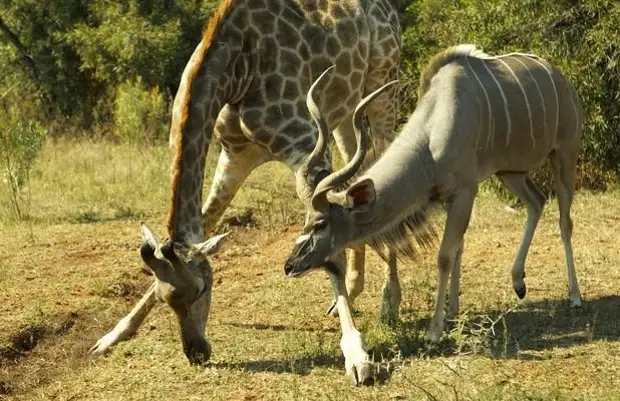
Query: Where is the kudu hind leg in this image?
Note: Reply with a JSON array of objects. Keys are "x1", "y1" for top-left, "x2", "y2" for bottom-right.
[
  {"x1": 90, "y1": 281, "x2": 158, "y2": 356},
  {"x1": 427, "y1": 187, "x2": 475, "y2": 343},
  {"x1": 497, "y1": 173, "x2": 546, "y2": 299},
  {"x1": 550, "y1": 150, "x2": 582, "y2": 307}
]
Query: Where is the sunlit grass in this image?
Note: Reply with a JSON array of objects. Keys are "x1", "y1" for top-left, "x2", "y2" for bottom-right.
[
  {"x1": 0, "y1": 139, "x2": 304, "y2": 230},
  {"x1": 1, "y1": 139, "x2": 620, "y2": 400}
]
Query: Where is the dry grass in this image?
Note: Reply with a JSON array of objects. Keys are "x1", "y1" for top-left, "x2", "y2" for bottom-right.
[{"x1": 1, "y1": 140, "x2": 620, "y2": 400}]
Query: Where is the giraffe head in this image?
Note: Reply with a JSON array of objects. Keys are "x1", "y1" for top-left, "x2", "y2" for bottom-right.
[{"x1": 139, "y1": 222, "x2": 229, "y2": 364}]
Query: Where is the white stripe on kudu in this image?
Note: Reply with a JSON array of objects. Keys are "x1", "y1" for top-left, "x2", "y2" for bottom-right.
[
  {"x1": 480, "y1": 52, "x2": 540, "y2": 60},
  {"x1": 568, "y1": 85, "x2": 580, "y2": 138},
  {"x1": 465, "y1": 57, "x2": 493, "y2": 149},
  {"x1": 497, "y1": 58, "x2": 535, "y2": 146},
  {"x1": 528, "y1": 57, "x2": 560, "y2": 135},
  {"x1": 510, "y1": 56, "x2": 547, "y2": 138},
  {"x1": 480, "y1": 60, "x2": 512, "y2": 145}
]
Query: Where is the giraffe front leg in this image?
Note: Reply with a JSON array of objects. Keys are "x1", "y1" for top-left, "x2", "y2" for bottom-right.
[
  {"x1": 203, "y1": 105, "x2": 270, "y2": 233},
  {"x1": 202, "y1": 145, "x2": 269, "y2": 233},
  {"x1": 90, "y1": 281, "x2": 157, "y2": 356}
]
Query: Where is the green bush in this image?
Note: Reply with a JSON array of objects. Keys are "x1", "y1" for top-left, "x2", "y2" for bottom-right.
[
  {"x1": 1, "y1": 0, "x2": 619, "y2": 190},
  {"x1": 0, "y1": 107, "x2": 46, "y2": 221},
  {"x1": 114, "y1": 78, "x2": 169, "y2": 144},
  {"x1": 398, "y1": 0, "x2": 620, "y2": 190}
]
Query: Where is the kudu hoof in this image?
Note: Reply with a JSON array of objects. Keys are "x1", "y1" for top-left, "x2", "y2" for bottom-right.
[{"x1": 570, "y1": 297, "x2": 582, "y2": 308}]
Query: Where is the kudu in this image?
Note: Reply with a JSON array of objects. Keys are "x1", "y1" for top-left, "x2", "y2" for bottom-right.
[{"x1": 285, "y1": 45, "x2": 583, "y2": 382}]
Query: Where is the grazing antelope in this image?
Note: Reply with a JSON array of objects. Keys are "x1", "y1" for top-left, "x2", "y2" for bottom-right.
[{"x1": 285, "y1": 45, "x2": 583, "y2": 383}]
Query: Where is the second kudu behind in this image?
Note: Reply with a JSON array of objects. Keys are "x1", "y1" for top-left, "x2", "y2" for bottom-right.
[{"x1": 284, "y1": 44, "x2": 583, "y2": 382}]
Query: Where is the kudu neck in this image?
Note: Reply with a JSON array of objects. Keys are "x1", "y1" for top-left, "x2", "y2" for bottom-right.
[{"x1": 351, "y1": 113, "x2": 438, "y2": 241}]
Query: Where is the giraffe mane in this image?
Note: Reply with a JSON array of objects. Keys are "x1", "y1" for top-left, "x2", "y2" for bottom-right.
[
  {"x1": 168, "y1": 0, "x2": 236, "y2": 239},
  {"x1": 417, "y1": 44, "x2": 489, "y2": 105},
  {"x1": 201, "y1": 0, "x2": 236, "y2": 48}
]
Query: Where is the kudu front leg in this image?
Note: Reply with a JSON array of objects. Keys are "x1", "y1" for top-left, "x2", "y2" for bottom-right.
[
  {"x1": 448, "y1": 245, "x2": 463, "y2": 320},
  {"x1": 326, "y1": 254, "x2": 374, "y2": 386},
  {"x1": 90, "y1": 281, "x2": 158, "y2": 356},
  {"x1": 327, "y1": 246, "x2": 365, "y2": 317},
  {"x1": 328, "y1": 247, "x2": 401, "y2": 329},
  {"x1": 426, "y1": 187, "x2": 475, "y2": 343}
]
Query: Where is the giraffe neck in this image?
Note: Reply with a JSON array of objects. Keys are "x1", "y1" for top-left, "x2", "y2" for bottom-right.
[{"x1": 167, "y1": 38, "x2": 243, "y2": 244}]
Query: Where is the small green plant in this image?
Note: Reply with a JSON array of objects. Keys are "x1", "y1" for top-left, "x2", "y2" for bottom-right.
[
  {"x1": 114, "y1": 77, "x2": 169, "y2": 144},
  {"x1": 0, "y1": 107, "x2": 46, "y2": 221}
]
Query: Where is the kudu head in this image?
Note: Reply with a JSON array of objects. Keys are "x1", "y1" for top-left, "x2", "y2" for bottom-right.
[
  {"x1": 139, "y1": 222, "x2": 229, "y2": 364},
  {"x1": 284, "y1": 67, "x2": 397, "y2": 277}
]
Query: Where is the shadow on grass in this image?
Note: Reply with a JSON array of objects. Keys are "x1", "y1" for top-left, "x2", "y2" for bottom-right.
[
  {"x1": 222, "y1": 321, "x2": 338, "y2": 334},
  {"x1": 208, "y1": 353, "x2": 343, "y2": 376},
  {"x1": 373, "y1": 295, "x2": 620, "y2": 361},
  {"x1": 487, "y1": 295, "x2": 620, "y2": 355},
  {"x1": 206, "y1": 295, "x2": 620, "y2": 380}
]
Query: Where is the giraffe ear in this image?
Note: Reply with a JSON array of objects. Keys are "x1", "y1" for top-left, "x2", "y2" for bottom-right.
[
  {"x1": 192, "y1": 232, "x2": 231, "y2": 258},
  {"x1": 140, "y1": 222, "x2": 161, "y2": 249}
]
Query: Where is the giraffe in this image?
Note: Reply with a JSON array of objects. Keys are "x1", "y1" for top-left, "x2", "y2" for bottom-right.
[
  {"x1": 91, "y1": 0, "x2": 400, "y2": 383},
  {"x1": 200, "y1": 0, "x2": 402, "y2": 324}
]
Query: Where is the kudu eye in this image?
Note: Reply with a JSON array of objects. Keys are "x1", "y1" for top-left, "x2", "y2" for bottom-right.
[{"x1": 313, "y1": 219, "x2": 328, "y2": 231}]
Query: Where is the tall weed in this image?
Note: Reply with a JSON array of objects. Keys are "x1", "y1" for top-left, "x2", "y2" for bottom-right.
[{"x1": 0, "y1": 107, "x2": 46, "y2": 221}]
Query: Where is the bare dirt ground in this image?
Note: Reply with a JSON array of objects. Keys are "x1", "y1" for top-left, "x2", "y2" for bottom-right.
[{"x1": 1, "y1": 142, "x2": 620, "y2": 400}]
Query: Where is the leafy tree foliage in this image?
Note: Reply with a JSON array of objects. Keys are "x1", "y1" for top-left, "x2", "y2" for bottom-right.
[
  {"x1": 0, "y1": 0, "x2": 619, "y2": 185},
  {"x1": 398, "y1": 0, "x2": 620, "y2": 178},
  {"x1": 0, "y1": 0, "x2": 217, "y2": 127}
]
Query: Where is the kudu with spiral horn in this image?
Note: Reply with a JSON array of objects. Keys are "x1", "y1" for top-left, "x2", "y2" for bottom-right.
[
  {"x1": 284, "y1": 44, "x2": 583, "y2": 348},
  {"x1": 284, "y1": 68, "x2": 398, "y2": 385}
]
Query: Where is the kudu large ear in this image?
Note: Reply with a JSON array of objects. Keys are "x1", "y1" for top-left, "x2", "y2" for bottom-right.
[
  {"x1": 343, "y1": 178, "x2": 376, "y2": 213},
  {"x1": 192, "y1": 232, "x2": 231, "y2": 258}
]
